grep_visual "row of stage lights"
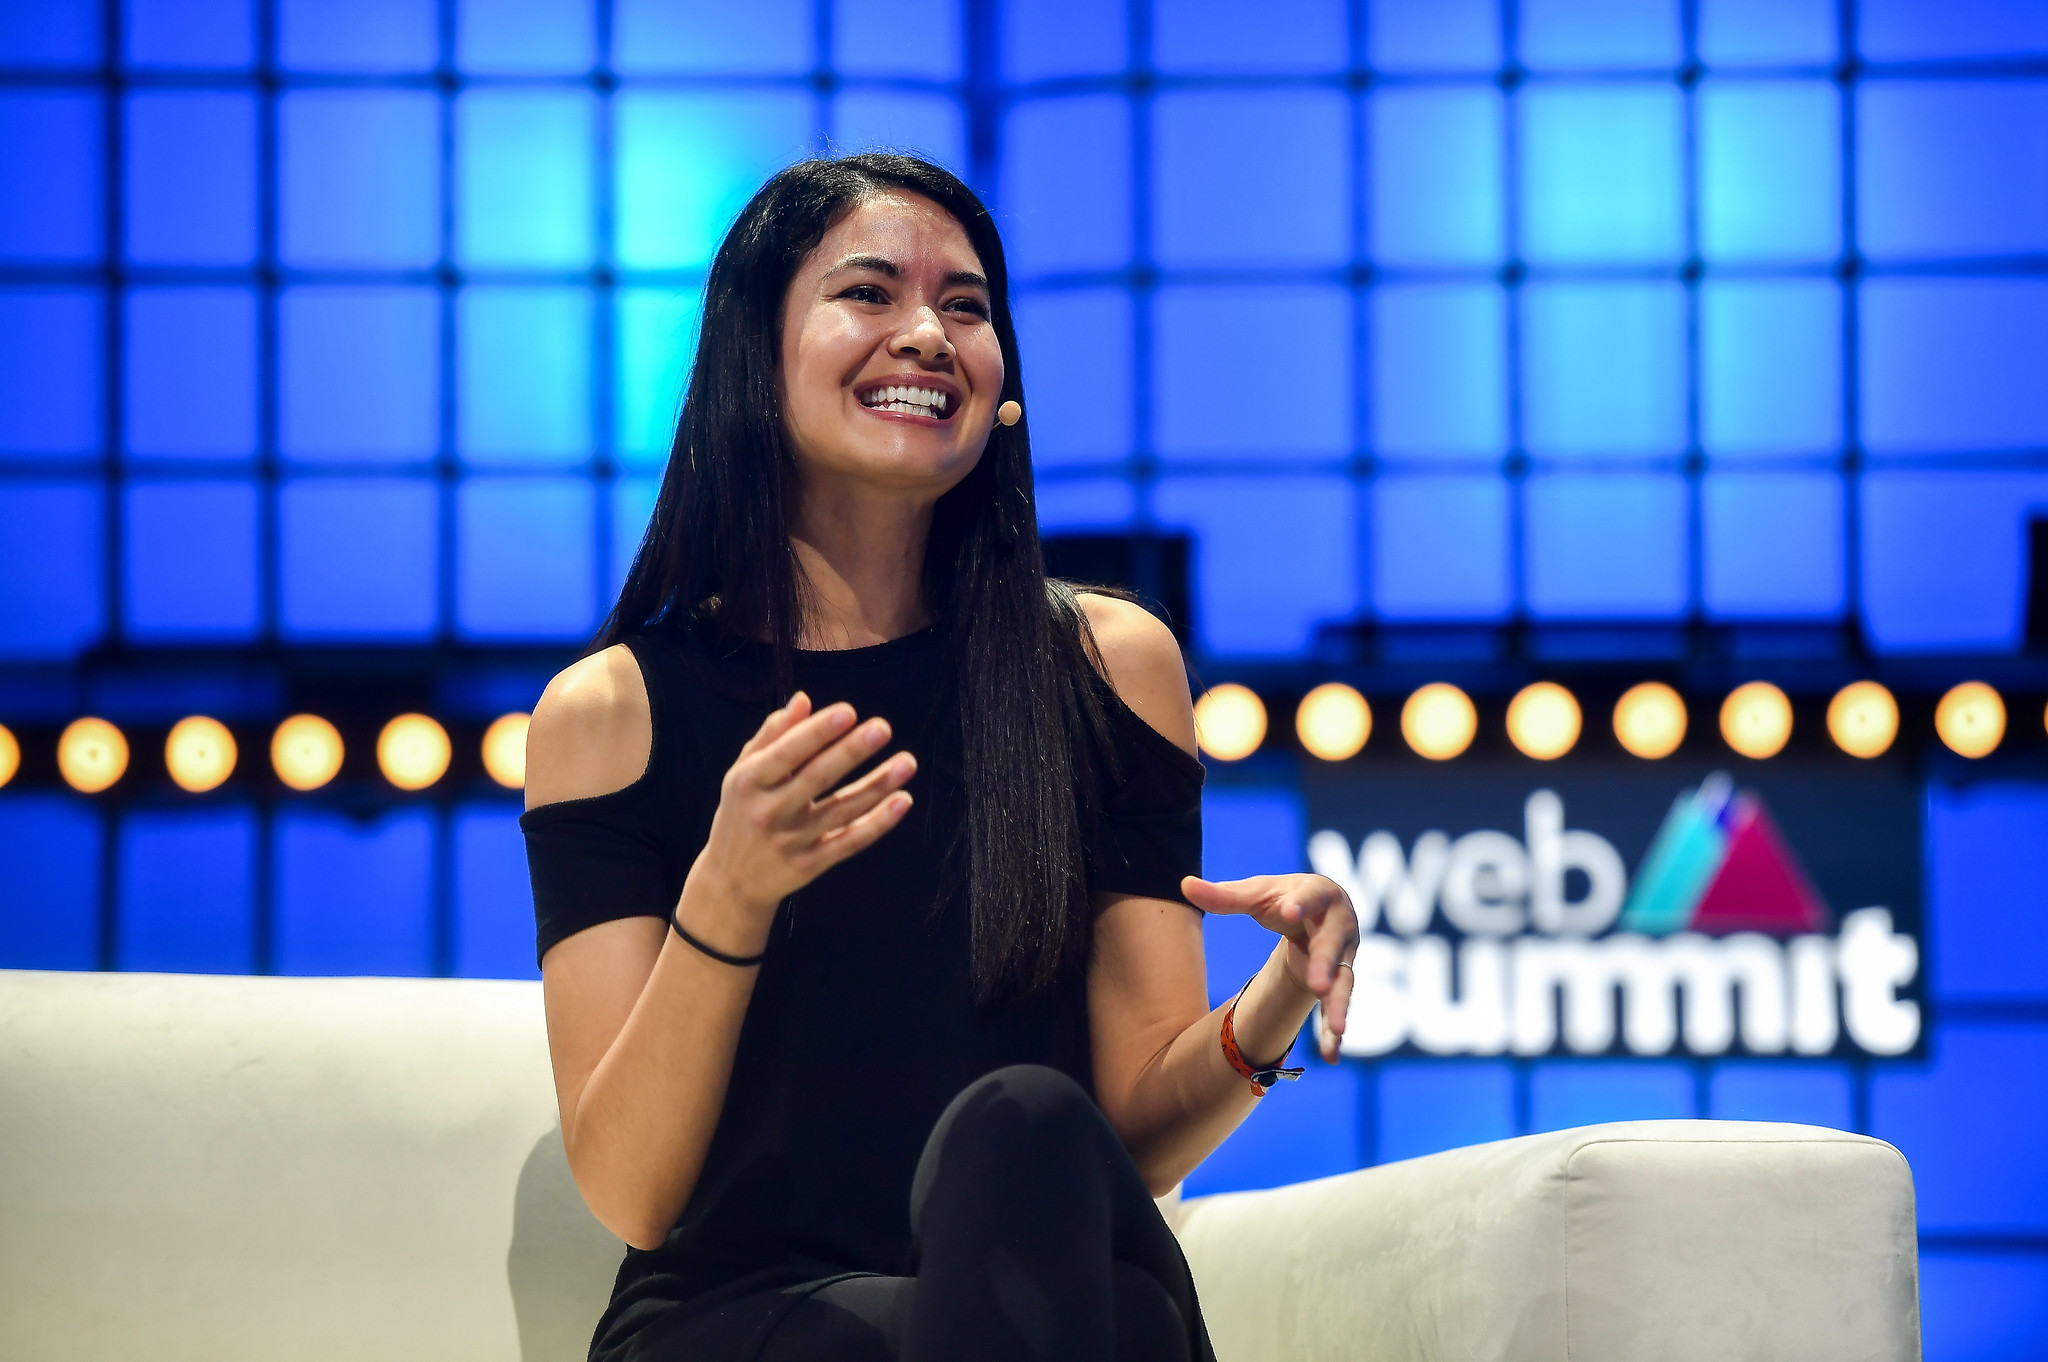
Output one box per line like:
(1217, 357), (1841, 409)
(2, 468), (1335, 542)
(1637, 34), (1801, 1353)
(0, 712), (532, 796)
(1192, 678), (2025, 764)
(0, 678), (2028, 792)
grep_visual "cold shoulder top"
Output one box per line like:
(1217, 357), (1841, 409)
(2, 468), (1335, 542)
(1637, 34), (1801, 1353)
(519, 620), (1205, 1347)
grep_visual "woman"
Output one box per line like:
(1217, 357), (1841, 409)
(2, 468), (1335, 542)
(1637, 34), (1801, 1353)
(522, 153), (1359, 1362)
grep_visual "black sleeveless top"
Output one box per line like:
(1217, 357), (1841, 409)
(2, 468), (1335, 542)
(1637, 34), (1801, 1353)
(519, 621), (1204, 1333)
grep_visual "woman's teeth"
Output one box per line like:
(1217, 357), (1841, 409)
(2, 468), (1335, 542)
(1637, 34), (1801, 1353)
(862, 385), (949, 417)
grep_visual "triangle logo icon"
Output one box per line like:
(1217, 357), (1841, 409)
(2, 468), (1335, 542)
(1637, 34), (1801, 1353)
(1618, 775), (1733, 936)
(1686, 795), (1829, 935)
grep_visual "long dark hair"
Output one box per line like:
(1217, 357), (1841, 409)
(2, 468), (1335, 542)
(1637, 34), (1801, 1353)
(597, 153), (1111, 1003)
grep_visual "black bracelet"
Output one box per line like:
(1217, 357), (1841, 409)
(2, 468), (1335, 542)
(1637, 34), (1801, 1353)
(668, 909), (766, 967)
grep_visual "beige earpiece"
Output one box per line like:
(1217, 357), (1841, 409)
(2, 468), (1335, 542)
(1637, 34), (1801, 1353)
(996, 400), (1022, 427)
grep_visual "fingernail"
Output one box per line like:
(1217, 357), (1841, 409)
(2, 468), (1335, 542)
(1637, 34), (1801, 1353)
(830, 706), (855, 729)
(890, 792), (912, 812)
(866, 721), (889, 747)
(892, 754), (915, 778)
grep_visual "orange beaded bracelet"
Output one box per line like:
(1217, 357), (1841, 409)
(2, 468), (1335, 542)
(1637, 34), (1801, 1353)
(1220, 978), (1306, 1096)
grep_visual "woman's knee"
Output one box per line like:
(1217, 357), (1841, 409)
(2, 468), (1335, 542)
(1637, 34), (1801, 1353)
(951, 1065), (1106, 1153)
(913, 1065), (1115, 1210)
(979, 1063), (1097, 1123)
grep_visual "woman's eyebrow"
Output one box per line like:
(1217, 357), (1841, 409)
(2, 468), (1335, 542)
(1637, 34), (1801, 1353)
(823, 255), (989, 293)
(826, 254), (899, 279)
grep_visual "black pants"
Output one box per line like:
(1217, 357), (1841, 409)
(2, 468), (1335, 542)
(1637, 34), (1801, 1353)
(756, 1065), (1214, 1362)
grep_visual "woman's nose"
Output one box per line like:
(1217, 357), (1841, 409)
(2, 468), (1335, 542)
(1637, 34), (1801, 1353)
(892, 306), (951, 360)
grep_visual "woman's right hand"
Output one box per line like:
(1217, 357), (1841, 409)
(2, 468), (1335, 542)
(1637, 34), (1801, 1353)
(679, 691), (916, 953)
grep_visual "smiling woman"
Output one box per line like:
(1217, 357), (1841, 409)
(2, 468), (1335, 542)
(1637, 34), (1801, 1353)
(782, 227), (994, 482)
(520, 155), (1357, 1362)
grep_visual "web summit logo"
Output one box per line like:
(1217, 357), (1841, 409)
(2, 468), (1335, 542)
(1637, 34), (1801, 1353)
(1312, 776), (1922, 1059)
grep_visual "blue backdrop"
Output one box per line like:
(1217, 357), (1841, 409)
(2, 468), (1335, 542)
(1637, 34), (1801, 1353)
(2, 2), (2046, 1355)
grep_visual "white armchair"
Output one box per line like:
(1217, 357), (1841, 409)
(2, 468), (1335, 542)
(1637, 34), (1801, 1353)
(0, 970), (1919, 1361)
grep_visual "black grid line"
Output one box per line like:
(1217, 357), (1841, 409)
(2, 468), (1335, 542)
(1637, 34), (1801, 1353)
(1502, 0), (1529, 623)
(1347, 0), (1375, 630)
(1838, 0), (1867, 636)
(91, 0), (125, 973)
(1680, 0), (1705, 625)
(1127, 0), (1159, 533)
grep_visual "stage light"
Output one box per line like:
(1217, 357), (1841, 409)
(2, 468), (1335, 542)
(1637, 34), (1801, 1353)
(1506, 681), (1581, 760)
(1935, 681), (2004, 758)
(0, 723), (17, 789)
(58, 717), (128, 793)
(482, 712), (530, 789)
(1826, 682), (1898, 759)
(1194, 684), (1266, 761)
(1295, 683), (1370, 761)
(1720, 682), (1793, 759)
(1402, 683), (1476, 761)
(1613, 682), (1687, 759)
(272, 714), (344, 791)
(165, 716), (237, 793)
(379, 713), (451, 790)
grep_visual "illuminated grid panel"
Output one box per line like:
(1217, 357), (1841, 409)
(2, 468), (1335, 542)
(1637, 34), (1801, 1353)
(0, 0), (967, 662)
(1006, 0), (2048, 657)
(4, 1), (2046, 664)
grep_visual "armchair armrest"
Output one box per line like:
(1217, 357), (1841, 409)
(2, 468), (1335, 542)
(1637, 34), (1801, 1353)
(1172, 1120), (1919, 1362)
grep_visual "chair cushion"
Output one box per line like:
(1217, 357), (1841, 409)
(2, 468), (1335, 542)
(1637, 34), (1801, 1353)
(1173, 1120), (1920, 1362)
(0, 969), (621, 1362)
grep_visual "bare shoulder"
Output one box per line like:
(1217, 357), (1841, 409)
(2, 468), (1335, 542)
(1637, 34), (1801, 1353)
(525, 644), (653, 810)
(1075, 593), (1198, 759)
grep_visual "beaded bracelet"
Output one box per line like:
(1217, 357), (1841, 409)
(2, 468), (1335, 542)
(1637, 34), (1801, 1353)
(1220, 977), (1306, 1096)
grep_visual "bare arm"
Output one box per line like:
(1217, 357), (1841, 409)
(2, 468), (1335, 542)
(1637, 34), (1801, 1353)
(531, 650), (917, 1248)
(1078, 596), (1359, 1194)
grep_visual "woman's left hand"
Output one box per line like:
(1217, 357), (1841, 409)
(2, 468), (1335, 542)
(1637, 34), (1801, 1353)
(1180, 873), (1359, 1061)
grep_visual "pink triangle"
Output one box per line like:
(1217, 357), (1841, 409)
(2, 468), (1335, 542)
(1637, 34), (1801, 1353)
(1688, 797), (1830, 935)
